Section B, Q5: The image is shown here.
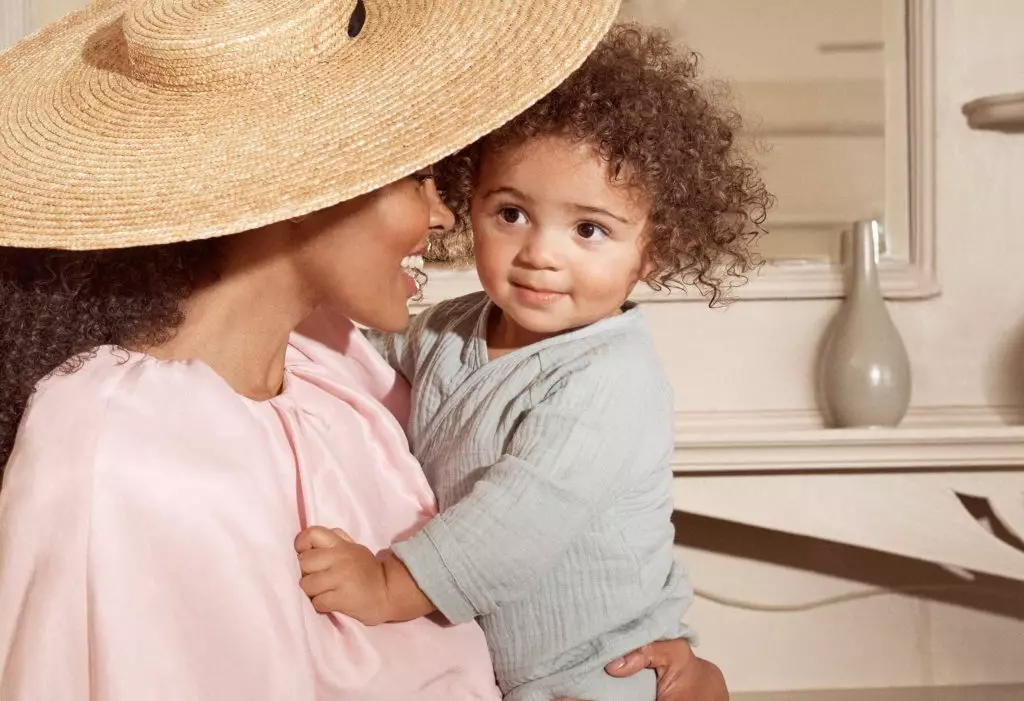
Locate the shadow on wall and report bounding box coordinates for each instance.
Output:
[987,316,1024,424]
[673,511,1024,620]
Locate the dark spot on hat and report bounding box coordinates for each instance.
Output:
[348,0,366,39]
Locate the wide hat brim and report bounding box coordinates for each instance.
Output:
[0,0,621,250]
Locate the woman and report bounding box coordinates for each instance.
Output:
[0,0,725,698]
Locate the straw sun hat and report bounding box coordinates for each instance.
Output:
[0,0,620,250]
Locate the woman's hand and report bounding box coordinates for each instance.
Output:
[605,639,728,701]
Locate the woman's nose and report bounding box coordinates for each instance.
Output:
[425,179,455,233]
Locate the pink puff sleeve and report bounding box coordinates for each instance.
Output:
[1,353,333,700]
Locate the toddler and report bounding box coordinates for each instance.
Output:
[296,24,770,701]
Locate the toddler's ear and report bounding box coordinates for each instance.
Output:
[639,254,658,282]
[636,228,657,281]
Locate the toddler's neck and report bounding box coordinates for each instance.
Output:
[484,301,625,362]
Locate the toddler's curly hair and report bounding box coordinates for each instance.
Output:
[432,23,773,306]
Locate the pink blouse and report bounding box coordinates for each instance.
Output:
[0,310,500,700]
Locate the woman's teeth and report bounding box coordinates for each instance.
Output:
[401,255,426,297]
[401,255,424,271]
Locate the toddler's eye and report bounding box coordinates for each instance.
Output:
[576,222,608,241]
[499,207,527,225]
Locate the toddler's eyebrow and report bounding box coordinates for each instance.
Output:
[568,203,631,225]
[481,186,531,201]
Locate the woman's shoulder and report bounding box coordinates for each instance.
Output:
[13,347,262,480]
[30,345,249,414]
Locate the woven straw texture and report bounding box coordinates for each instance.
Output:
[0,0,620,249]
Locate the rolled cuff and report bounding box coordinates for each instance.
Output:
[391,517,491,625]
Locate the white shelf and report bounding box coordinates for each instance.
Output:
[673,407,1024,474]
[962,91,1024,132]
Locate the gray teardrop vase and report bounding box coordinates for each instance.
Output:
[819,220,912,428]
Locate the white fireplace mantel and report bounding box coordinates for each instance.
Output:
[673,406,1024,474]
[672,406,1024,583]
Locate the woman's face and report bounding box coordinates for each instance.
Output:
[295,171,454,332]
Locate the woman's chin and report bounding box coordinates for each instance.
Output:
[341,279,417,333]
[374,312,411,333]
[359,299,411,333]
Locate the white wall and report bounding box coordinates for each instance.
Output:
[662,0,1024,693]
[1,0,87,50]
[30,0,87,31]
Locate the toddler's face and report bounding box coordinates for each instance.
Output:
[471,135,651,337]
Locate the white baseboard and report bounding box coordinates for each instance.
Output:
[733,684,1024,701]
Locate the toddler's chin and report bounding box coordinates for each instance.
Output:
[504,308,574,336]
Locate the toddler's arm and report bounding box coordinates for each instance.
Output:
[294,526,434,625]
[294,363,675,628]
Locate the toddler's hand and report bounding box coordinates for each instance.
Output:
[294,526,392,626]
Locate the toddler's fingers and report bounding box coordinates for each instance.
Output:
[295,525,342,552]
[311,591,343,614]
[298,547,341,575]
[300,570,341,600]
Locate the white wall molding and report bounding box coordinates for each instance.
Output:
[415,253,940,308]
[415,254,940,308]
[673,405,1024,474]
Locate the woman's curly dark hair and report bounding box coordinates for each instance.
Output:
[433,23,773,305]
[0,240,220,472]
